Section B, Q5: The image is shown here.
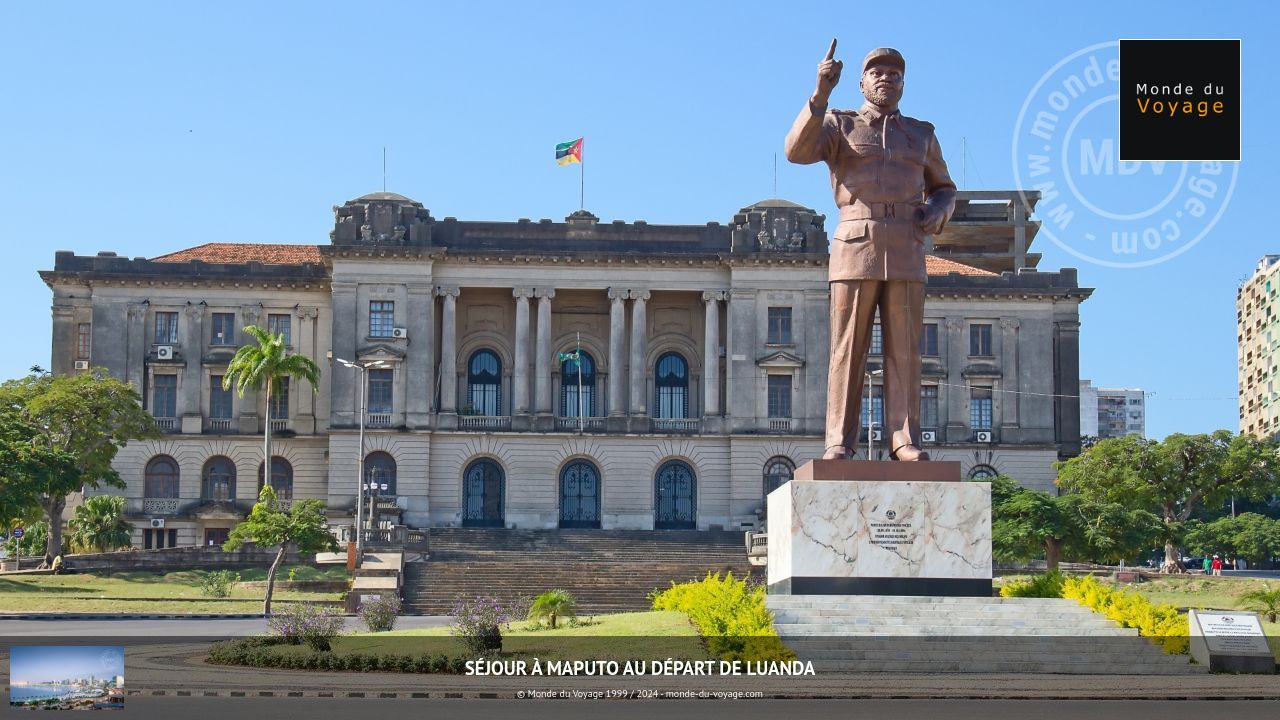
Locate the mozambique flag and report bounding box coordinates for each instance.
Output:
[555,137,583,166]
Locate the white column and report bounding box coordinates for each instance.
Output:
[534,288,555,415]
[513,287,532,415]
[607,288,627,416]
[628,289,650,416]
[437,286,459,413]
[702,291,723,417]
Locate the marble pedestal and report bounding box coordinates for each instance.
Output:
[767,460,992,596]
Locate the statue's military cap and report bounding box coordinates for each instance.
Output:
[862,47,905,73]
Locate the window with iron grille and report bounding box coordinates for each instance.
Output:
[144,456,179,498]
[153,375,177,417]
[154,312,178,344]
[970,387,993,429]
[767,307,792,344]
[467,350,502,415]
[210,375,232,419]
[270,377,289,420]
[267,313,291,345]
[655,352,689,419]
[211,313,235,346]
[767,374,792,418]
[763,456,795,496]
[76,323,91,359]
[369,301,394,337]
[969,324,993,356]
[920,385,939,428]
[368,369,393,414]
[920,323,938,356]
[560,351,597,417]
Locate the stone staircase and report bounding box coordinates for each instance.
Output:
[402,528,755,615]
[767,595,1206,674]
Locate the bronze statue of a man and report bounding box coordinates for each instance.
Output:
[785,40,956,462]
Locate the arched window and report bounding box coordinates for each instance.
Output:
[763,456,795,497]
[654,459,696,529]
[559,459,601,528]
[462,458,504,527]
[655,352,689,419]
[144,456,179,498]
[560,350,597,417]
[202,456,236,502]
[967,464,999,480]
[257,457,293,500]
[467,350,502,416]
[365,451,397,495]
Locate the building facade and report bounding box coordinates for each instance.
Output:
[1238,255,1280,438]
[41,190,1091,547]
[1079,379,1146,439]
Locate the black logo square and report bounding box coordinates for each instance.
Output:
[1119,39,1240,161]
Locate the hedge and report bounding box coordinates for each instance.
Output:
[650,572,794,662]
[1062,575,1188,654]
[205,637,468,673]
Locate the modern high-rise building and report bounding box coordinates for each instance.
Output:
[1237,255,1280,438]
[1079,380,1146,439]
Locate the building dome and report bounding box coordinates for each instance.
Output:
[355,191,418,204]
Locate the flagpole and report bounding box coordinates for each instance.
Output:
[579,138,585,210]
[577,331,584,432]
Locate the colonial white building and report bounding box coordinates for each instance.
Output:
[41,190,1090,548]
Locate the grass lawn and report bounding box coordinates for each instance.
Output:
[251,611,707,663]
[1117,574,1280,659]
[0,566,347,614]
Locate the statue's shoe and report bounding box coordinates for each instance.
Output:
[890,445,930,462]
[822,446,852,460]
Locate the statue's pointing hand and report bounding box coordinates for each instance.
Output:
[815,38,842,104]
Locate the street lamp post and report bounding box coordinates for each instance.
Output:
[335,358,386,564]
[865,368,883,459]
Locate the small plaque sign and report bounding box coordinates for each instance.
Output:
[1188,610,1275,673]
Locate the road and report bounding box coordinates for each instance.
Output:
[0,615,451,637]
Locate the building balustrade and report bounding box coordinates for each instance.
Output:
[142,497,179,515]
[555,416,605,431]
[651,418,701,433]
[366,413,393,427]
[459,415,512,431]
[208,418,233,433]
[154,418,177,433]
[269,419,288,432]
[768,418,794,432]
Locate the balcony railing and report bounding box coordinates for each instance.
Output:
[652,418,701,433]
[208,418,233,433]
[366,413,393,428]
[142,497,179,515]
[459,415,512,431]
[270,419,288,432]
[555,416,605,431]
[768,418,794,432]
[154,417,177,433]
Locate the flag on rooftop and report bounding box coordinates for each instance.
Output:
[555,137,583,166]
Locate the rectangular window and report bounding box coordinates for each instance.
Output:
[153,375,177,417]
[870,322,883,355]
[211,313,235,346]
[861,385,884,429]
[368,369,393,414]
[767,307,792,344]
[921,386,939,429]
[969,323,993,356]
[210,375,232,419]
[270,377,289,420]
[154,312,178,344]
[267,313,292,346]
[369,301,394,337]
[76,323,91,359]
[920,323,939,356]
[970,387,993,430]
[767,375,792,418]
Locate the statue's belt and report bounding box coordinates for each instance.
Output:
[840,201,920,221]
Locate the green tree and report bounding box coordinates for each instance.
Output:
[1185,513,1280,567]
[3,521,51,560]
[66,495,133,553]
[528,589,578,629]
[1057,431,1280,572]
[0,368,158,565]
[222,326,321,488]
[990,477,1080,571]
[223,485,338,616]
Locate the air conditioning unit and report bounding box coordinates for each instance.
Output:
[391,327,408,339]
[976,431,993,443]
[156,346,174,360]
[150,518,165,529]
[921,430,937,443]
[73,360,89,370]
[871,429,883,441]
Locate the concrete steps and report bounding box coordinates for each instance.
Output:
[767,595,1204,675]
[402,529,755,615]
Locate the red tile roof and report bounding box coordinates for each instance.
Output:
[926,256,996,276]
[151,243,322,265]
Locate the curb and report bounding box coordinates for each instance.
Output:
[121,689,1280,701]
[0,613,267,620]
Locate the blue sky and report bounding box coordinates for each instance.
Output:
[10,646,124,684]
[1,1,1274,439]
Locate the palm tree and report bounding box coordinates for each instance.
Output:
[67,495,133,553]
[528,589,578,629]
[223,325,321,497]
[1241,584,1280,623]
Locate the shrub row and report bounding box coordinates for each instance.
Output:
[650,572,794,662]
[1063,575,1188,654]
[999,571,1067,598]
[206,637,468,673]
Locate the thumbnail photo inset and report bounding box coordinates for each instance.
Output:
[8,646,125,711]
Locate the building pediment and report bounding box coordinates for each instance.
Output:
[922,360,947,377]
[962,363,1003,378]
[356,344,407,362]
[757,350,805,369]
[185,501,245,521]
